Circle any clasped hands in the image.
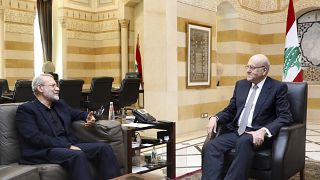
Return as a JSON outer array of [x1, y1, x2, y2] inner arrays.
[[207, 117, 266, 148]]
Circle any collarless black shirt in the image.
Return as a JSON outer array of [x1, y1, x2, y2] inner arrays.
[[37, 100, 69, 142]]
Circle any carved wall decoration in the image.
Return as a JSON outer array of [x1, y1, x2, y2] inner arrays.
[[178, 0, 320, 24], [4, 9, 34, 25], [238, 0, 277, 12], [5, 23, 33, 34], [99, 0, 114, 5], [303, 65, 320, 82], [61, 7, 119, 40], [298, 9, 320, 82], [67, 31, 95, 41], [177, 0, 215, 11], [69, 0, 91, 6]]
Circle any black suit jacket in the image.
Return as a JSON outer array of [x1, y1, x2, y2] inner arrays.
[[16, 99, 88, 164], [216, 77, 293, 135]]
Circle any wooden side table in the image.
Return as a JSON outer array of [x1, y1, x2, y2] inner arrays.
[[122, 121, 176, 179]]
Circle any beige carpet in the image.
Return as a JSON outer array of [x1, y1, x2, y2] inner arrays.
[[174, 160, 320, 180]]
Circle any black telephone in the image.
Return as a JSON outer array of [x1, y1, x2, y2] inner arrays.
[[133, 109, 156, 123]]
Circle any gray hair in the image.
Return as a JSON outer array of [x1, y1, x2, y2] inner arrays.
[[32, 74, 54, 95]]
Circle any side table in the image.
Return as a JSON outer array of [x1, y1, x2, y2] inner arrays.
[[122, 121, 176, 179]]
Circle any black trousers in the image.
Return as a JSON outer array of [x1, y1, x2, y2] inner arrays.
[[202, 130, 271, 180], [47, 142, 120, 180]]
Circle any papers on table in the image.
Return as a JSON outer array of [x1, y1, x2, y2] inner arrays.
[[132, 166, 149, 173], [122, 123, 154, 128]]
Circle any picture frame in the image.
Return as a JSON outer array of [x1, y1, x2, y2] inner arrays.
[[187, 23, 211, 87]]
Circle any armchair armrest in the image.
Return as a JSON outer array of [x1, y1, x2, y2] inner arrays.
[[71, 120, 125, 170], [72, 120, 123, 143], [271, 123, 306, 178]]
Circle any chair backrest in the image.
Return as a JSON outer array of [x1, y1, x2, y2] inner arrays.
[[125, 72, 140, 79], [0, 79, 10, 93], [13, 80, 34, 103], [88, 77, 114, 110], [285, 82, 308, 124], [48, 72, 59, 81], [117, 78, 140, 108], [58, 79, 84, 109]]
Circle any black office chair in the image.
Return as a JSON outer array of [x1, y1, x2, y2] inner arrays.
[[2, 80, 34, 103], [125, 72, 140, 79], [202, 82, 307, 180], [0, 79, 10, 94], [58, 79, 84, 109], [48, 72, 59, 81], [82, 77, 114, 113], [112, 78, 140, 117]]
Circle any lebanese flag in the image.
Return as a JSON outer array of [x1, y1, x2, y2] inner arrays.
[[135, 34, 143, 86], [283, 0, 303, 82]]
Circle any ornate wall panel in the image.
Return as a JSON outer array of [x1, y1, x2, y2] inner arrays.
[[5, 23, 33, 34], [298, 10, 320, 82], [69, 0, 91, 7], [4, 9, 34, 25], [61, 8, 119, 40], [99, 0, 113, 6], [178, 0, 216, 11], [178, 0, 320, 24]]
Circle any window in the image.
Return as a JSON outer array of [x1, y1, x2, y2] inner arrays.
[[34, 12, 44, 76]]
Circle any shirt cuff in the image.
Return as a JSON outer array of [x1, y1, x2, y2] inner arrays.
[[209, 116, 219, 121], [262, 127, 272, 138]]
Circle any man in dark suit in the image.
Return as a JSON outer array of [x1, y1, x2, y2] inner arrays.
[[202, 54, 293, 180], [16, 74, 120, 180]]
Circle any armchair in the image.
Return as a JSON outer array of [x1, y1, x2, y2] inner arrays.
[[82, 77, 114, 114], [112, 78, 140, 117], [0, 79, 10, 94], [0, 103, 125, 180], [2, 80, 34, 103], [58, 79, 84, 109], [202, 82, 308, 180]]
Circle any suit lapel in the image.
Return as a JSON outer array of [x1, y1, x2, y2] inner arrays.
[[252, 77, 271, 120]]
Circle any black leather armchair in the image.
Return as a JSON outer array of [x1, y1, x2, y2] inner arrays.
[[202, 82, 308, 180], [112, 78, 140, 116], [2, 80, 34, 103], [82, 77, 114, 114], [0, 79, 10, 94], [58, 79, 84, 109]]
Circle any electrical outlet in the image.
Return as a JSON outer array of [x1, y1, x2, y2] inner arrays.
[[201, 113, 208, 118]]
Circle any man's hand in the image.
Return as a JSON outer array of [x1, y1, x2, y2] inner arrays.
[[245, 128, 266, 147], [70, 145, 81, 151], [207, 116, 218, 138], [84, 111, 96, 127]]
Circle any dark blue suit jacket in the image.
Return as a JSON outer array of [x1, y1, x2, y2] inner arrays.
[[216, 77, 293, 135], [16, 99, 88, 164]]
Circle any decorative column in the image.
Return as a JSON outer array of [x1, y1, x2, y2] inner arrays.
[[119, 19, 130, 79]]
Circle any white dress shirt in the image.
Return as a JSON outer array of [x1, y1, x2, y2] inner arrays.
[[238, 78, 272, 137]]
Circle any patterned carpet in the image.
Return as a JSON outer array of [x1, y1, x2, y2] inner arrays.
[[174, 160, 320, 180]]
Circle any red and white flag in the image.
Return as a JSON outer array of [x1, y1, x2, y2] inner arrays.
[[283, 0, 303, 82], [135, 34, 143, 87]]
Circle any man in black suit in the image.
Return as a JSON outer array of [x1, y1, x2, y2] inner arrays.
[[16, 74, 120, 180], [202, 54, 293, 180]]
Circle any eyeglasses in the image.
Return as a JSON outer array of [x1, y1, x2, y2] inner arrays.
[[40, 84, 57, 88], [245, 65, 265, 71]]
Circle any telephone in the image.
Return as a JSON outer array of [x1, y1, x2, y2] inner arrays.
[[133, 109, 156, 123]]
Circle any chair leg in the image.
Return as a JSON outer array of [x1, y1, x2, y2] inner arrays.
[[299, 169, 305, 180]]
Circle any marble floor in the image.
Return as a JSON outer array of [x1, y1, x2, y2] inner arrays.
[[143, 119, 320, 179]]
